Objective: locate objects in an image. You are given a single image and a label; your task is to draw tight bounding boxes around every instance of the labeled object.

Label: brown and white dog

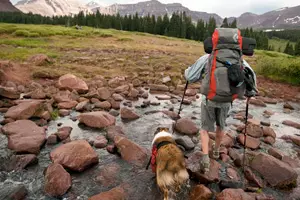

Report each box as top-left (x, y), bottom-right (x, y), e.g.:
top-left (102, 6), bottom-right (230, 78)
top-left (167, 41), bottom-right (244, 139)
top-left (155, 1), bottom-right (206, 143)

top-left (150, 127), bottom-right (189, 200)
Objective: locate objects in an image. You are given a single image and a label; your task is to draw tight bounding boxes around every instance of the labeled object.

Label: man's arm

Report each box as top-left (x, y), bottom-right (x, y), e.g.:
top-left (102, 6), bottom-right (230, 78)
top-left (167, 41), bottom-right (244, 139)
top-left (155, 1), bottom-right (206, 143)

top-left (184, 54), bottom-right (209, 83)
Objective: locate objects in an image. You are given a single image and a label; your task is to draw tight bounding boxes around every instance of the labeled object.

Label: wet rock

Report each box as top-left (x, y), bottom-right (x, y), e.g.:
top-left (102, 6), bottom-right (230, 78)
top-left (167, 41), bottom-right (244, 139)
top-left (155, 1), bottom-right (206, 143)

top-left (50, 140), bottom-right (99, 172)
top-left (264, 136), bottom-right (275, 145)
top-left (28, 54), bottom-right (51, 66)
top-left (78, 111), bottom-right (115, 129)
top-left (141, 92), bottom-right (149, 99)
top-left (112, 93), bottom-right (124, 101)
top-left (283, 109), bottom-right (293, 114)
top-left (263, 110), bottom-right (275, 116)
top-left (244, 124), bottom-right (263, 138)
top-left (0, 86), bottom-right (20, 99)
top-left (114, 85), bottom-right (129, 94)
top-left (56, 127), bottom-right (72, 141)
top-left (183, 98), bottom-right (192, 105)
top-left (255, 194), bottom-right (276, 200)
top-left (150, 100), bottom-right (160, 106)
top-left (268, 148), bottom-right (284, 160)
top-left (2, 120), bottom-right (46, 154)
top-left (289, 136), bottom-right (300, 146)
top-left (58, 101), bottom-right (78, 109)
top-left (175, 118), bottom-right (199, 135)
top-left (7, 154), bottom-right (38, 171)
top-left (106, 144), bottom-right (117, 154)
top-left (186, 89), bottom-right (197, 96)
top-left (108, 77), bottom-right (127, 88)
top-left (262, 127), bottom-right (276, 139)
top-left (114, 136), bottom-right (148, 167)
top-left (258, 97), bottom-right (278, 104)
top-left (47, 134), bottom-right (58, 145)
top-left (260, 120), bottom-right (271, 127)
top-left (161, 110), bottom-right (179, 120)
top-left (97, 87), bottom-right (111, 100)
top-left (221, 134), bottom-right (235, 148)
top-left (219, 180), bottom-right (244, 190)
top-left (90, 98), bottom-right (100, 104)
top-left (5, 100), bottom-right (44, 120)
top-left (216, 189), bottom-right (255, 200)
top-left (186, 151), bottom-right (221, 184)
top-left (44, 163), bottom-right (72, 197)
top-left (59, 109), bottom-right (70, 117)
top-left (109, 109), bottom-right (119, 117)
top-left (57, 74), bottom-right (88, 93)
top-left (250, 153), bottom-right (298, 188)
top-left (162, 76), bottom-right (171, 83)
top-left (120, 107), bottom-right (139, 120)
top-left (189, 184), bottom-right (213, 200)
top-left (95, 101), bottom-right (111, 110)
top-left (237, 134), bottom-right (260, 149)
top-left (0, 184), bottom-right (28, 200)
top-left (282, 120), bottom-right (300, 129)
top-left (128, 87), bottom-right (139, 99)
top-left (149, 84), bottom-right (169, 92)
top-left (0, 118), bottom-right (15, 125)
top-left (244, 167), bottom-right (264, 188)
top-left (94, 136), bottom-right (108, 149)
top-left (228, 148), bottom-right (243, 167)
top-left (54, 90), bottom-right (75, 103)
top-left (108, 98), bottom-right (121, 110)
top-left (62, 137), bottom-right (71, 144)
top-left (106, 126), bottom-right (125, 142)
top-left (219, 147), bottom-right (228, 155)
top-left (283, 102), bottom-right (295, 110)
top-left (75, 100), bottom-right (89, 111)
top-left (175, 136), bottom-right (195, 151)
top-left (155, 94), bottom-right (171, 100)
top-left (227, 167), bottom-right (241, 181)
top-left (248, 119), bottom-right (261, 126)
top-left (249, 99), bottom-right (267, 107)
top-left (89, 184), bottom-right (129, 200)
top-left (96, 163), bottom-right (120, 187)
top-left (132, 79), bottom-right (141, 87)
top-left (282, 156), bottom-right (300, 168)
top-left (221, 154), bottom-right (231, 162)
top-left (0, 107), bottom-right (9, 113)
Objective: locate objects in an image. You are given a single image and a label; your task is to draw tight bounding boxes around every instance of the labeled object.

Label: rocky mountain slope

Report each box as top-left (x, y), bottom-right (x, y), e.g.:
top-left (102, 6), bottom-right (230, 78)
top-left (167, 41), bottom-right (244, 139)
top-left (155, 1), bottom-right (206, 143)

top-left (0, 0), bottom-right (20, 12)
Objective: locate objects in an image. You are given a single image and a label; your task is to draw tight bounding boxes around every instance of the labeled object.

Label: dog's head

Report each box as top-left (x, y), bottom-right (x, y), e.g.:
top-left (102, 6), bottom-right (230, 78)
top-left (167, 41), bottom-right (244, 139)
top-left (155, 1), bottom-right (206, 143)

top-left (152, 127), bottom-right (172, 145)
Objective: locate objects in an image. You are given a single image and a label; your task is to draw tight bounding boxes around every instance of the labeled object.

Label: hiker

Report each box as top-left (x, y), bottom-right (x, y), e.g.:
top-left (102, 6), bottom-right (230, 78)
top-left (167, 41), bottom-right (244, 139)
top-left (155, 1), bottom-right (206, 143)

top-left (184, 28), bottom-right (258, 173)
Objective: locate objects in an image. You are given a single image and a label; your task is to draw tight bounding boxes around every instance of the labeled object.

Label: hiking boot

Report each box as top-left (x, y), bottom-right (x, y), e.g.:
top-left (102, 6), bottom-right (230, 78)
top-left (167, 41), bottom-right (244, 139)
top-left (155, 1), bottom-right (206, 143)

top-left (200, 154), bottom-right (210, 174)
top-left (212, 142), bottom-right (220, 160)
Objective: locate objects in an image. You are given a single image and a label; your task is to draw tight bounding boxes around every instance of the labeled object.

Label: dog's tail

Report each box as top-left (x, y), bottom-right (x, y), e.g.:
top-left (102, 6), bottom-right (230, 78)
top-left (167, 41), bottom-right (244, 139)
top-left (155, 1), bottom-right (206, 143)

top-left (174, 169), bottom-right (189, 185)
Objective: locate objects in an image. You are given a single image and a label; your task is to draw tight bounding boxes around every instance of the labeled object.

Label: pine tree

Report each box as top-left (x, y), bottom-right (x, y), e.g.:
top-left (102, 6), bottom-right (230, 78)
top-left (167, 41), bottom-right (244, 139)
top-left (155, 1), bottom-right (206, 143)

top-left (230, 19), bottom-right (237, 28)
top-left (294, 40), bottom-right (300, 56)
top-left (221, 17), bottom-right (229, 28)
top-left (195, 19), bottom-right (205, 41)
top-left (162, 14), bottom-right (169, 35)
top-left (207, 17), bottom-right (216, 36)
top-left (284, 42), bottom-right (295, 55)
top-left (155, 16), bottom-right (163, 35)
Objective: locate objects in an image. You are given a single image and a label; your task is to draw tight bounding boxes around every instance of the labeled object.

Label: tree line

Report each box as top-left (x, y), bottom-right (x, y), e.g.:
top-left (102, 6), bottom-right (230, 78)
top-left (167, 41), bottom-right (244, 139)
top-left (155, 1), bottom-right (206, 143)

top-left (0, 11), bottom-right (274, 51)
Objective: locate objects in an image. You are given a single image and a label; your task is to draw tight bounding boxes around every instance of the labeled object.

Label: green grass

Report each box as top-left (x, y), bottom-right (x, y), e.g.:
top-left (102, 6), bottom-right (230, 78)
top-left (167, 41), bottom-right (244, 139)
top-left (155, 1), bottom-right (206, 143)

top-left (50, 109), bottom-right (59, 120)
top-left (269, 37), bottom-right (296, 52)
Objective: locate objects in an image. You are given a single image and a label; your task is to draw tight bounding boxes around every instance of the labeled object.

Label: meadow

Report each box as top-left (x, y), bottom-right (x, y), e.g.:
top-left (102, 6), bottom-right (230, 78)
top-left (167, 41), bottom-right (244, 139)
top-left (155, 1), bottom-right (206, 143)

top-left (0, 23), bottom-right (300, 85)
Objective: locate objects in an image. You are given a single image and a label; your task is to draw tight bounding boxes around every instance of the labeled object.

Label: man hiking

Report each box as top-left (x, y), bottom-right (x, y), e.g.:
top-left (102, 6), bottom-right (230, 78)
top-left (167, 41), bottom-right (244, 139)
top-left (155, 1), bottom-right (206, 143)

top-left (184, 28), bottom-right (258, 173)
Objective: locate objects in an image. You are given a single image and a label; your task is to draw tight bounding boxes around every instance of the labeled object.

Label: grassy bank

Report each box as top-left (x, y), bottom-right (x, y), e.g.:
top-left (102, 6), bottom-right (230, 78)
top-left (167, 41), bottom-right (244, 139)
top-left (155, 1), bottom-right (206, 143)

top-left (0, 23), bottom-right (299, 86)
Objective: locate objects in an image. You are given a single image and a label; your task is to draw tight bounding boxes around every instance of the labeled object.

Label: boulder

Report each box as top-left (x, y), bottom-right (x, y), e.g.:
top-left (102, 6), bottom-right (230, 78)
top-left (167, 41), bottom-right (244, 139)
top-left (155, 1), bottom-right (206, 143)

top-left (263, 110), bottom-right (275, 116)
top-left (58, 109), bottom-right (70, 117)
top-left (112, 93), bottom-right (124, 101)
top-left (175, 136), bottom-right (195, 151)
top-left (96, 163), bottom-right (120, 187)
top-left (5, 100), bottom-right (44, 120)
top-left (44, 163), bottom-right (72, 197)
top-left (0, 185), bottom-right (28, 200)
top-left (175, 118), bottom-right (199, 135)
top-left (216, 189), bottom-right (255, 200)
top-left (2, 120), bottom-right (46, 154)
top-left (114, 85), bottom-right (130, 93)
top-left (58, 101), bottom-right (78, 109)
top-left (7, 154), bottom-right (38, 171)
top-left (50, 140), bottom-right (99, 172)
top-left (97, 87), bottom-right (111, 100)
top-left (290, 136), bottom-right (300, 146)
top-left (56, 127), bottom-right (72, 141)
top-left (227, 167), bottom-right (241, 181)
top-left (268, 148), bottom-right (284, 160)
top-left (0, 86), bottom-right (20, 99)
top-left (149, 84), bottom-right (169, 92)
top-left (250, 153), bottom-right (298, 188)
top-left (262, 127), bottom-right (276, 139)
top-left (108, 77), bottom-right (127, 88)
top-left (88, 184), bottom-right (129, 200)
top-left (47, 134), bottom-right (58, 145)
top-left (237, 134), bottom-right (260, 149)
top-left (28, 54), bottom-right (51, 66)
top-left (249, 99), bottom-right (267, 107)
top-left (282, 120), bottom-right (300, 129)
top-left (114, 136), bottom-right (148, 167)
top-left (161, 110), bottom-right (179, 120)
top-left (54, 90), bottom-right (75, 103)
top-left (120, 107), bottom-right (140, 120)
top-left (264, 136), bottom-right (275, 145)
top-left (189, 184), bottom-right (213, 200)
top-left (244, 167), bottom-right (264, 188)
top-left (106, 126), bottom-right (125, 142)
top-left (155, 94), bottom-right (171, 100)
top-left (57, 74), bottom-right (88, 93)
top-left (78, 111), bottom-right (116, 129)
top-left (95, 101), bottom-right (112, 110)
top-left (283, 102), bottom-right (295, 110)
top-left (244, 124), bottom-right (263, 138)
top-left (186, 89), bottom-right (197, 96)
top-left (75, 100), bottom-right (89, 111)
top-left (221, 134), bottom-right (234, 148)
top-left (94, 136), bottom-right (108, 149)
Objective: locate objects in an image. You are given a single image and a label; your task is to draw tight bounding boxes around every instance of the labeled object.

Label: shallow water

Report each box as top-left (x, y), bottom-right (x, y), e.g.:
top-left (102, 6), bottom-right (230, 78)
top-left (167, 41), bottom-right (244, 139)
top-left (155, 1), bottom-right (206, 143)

top-left (0, 92), bottom-right (300, 200)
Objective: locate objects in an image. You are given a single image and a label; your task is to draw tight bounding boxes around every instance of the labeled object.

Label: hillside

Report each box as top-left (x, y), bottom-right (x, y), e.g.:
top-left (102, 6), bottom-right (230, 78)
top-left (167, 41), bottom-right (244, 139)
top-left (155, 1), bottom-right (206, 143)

top-left (0, 0), bottom-right (20, 12)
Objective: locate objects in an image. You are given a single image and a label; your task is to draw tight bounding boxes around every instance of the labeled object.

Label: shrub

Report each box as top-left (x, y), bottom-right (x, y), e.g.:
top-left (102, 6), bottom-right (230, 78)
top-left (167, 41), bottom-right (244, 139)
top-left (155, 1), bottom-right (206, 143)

top-left (28, 32), bottom-right (40, 37)
top-left (13, 30), bottom-right (30, 37)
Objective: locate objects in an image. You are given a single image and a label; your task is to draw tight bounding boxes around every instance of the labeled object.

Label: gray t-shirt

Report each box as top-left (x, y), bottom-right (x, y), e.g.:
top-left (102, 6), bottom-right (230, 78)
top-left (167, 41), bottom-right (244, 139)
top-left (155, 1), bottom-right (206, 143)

top-left (201, 95), bottom-right (231, 108)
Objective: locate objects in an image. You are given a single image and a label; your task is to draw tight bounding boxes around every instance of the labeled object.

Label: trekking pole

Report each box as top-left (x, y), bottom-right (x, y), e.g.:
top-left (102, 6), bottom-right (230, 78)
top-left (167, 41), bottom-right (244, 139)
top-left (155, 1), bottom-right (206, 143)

top-left (242, 97), bottom-right (251, 188)
top-left (172, 81), bottom-right (189, 134)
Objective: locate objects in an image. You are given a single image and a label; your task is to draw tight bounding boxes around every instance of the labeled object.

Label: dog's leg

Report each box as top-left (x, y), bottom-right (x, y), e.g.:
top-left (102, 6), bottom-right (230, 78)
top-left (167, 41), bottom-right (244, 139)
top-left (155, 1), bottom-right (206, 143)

top-left (163, 188), bottom-right (168, 200)
top-left (157, 174), bottom-right (169, 200)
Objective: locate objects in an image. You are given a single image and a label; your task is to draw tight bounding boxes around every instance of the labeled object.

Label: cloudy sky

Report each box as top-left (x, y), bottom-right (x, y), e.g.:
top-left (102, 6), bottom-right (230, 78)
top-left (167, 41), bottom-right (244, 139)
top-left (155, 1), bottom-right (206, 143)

top-left (10, 0), bottom-right (300, 17)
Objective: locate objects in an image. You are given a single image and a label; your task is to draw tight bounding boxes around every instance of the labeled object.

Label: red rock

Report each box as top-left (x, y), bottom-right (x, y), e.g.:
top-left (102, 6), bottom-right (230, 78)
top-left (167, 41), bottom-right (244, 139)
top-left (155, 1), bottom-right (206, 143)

top-left (263, 110), bottom-right (275, 116)
top-left (283, 120), bottom-right (300, 129)
top-left (257, 97), bottom-right (277, 104)
top-left (112, 93), bottom-right (124, 101)
top-left (2, 120), bottom-right (46, 154)
top-left (132, 79), bottom-right (141, 87)
top-left (47, 134), bottom-right (58, 145)
top-left (50, 140), bottom-right (99, 172)
top-left (90, 98), bottom-right (100, 104)
top-left (108, 77), bottom-right (127, 88)
top-left (44, 163), bottom-right (72, 197)
top-left (56, 127), bottom-right (72, 141)
top-left (108, 98), bottom-right (121, 110)
top-left (237, 134), bottom-right (260, 149)
top-left (175, 118), bottom-right (199, 135)
top-left (95, 163), bottom-right (120, 187)
top-left (283, 102), bottom-right (295, 110)
top-left (7, 154), bottom-right (38, 171)
top-left (244, 167), bottom-right (264, 188)
top-left (128, 88), bottom-right (139, 99)
top-left (58, 109), bottom-right (70, 117)
top-left (120, 107), bottom-right (139, 120)
top-left (97, 87), bottom-right (111, 100)
top-left (282, 156), bottom-right (300, 168)
top-left (106, 126), bottom-right (125, 142)
top-left (189, 184), bottom-right (212, 200)
top-left (88, 184), bottom-right (129, 200)
top-left (249, 99), bottom-right (266, 107)
top-left (264, 136), bottom-right (275, 145)
top-left (5, 100), bottom-right (44, 120)
top-left (250, 153), bottom-right (298, 188)
top-left (221, 154), bottom-right (231, 162)
top-left (216, 189), bottom-right (255, 200)
top-left (244, 124), bottom-right (263, 138)
top-left (290, 136), bottom-right (300, 146)
top-left (94, 136), bottom-right (108, 149)
top-left (227, 167), bottom-right (240, 181)
top-left (114, 85), bottom-right (130, 93)
top-left (248, 119), bottom-right (260, 126)
top-left (262, 127), bottom-right (276, 139)
top-left (57, 74), bottom-right (88, 93)
top-left (54, 90), bottom-right (75, 103)
top-left (114, 136), bottom-right (148, 167)
top-left (161, 110), bottom-right (179, 120)
top-left (221, 134), bottom-right (234, 148)
top-left (149, 84), bottom-right (169, 92)
top-left (75, 100), bottom-right (89, 111)
top-left (268, 148), bottom-right (284, 160)
top-left (95, 101), bottom-right (111, 110)
top-left (0, 185), bottom-right (28, 200)
top-left (78, 111), bottom-right (115, 129)
top-left (0, 118), bottom-right (15, 125)
top-left (28, 54), bottom-right (51, 66)
top-left (155, 94), bottom-right (171, 100)
top-left (106, 144), bottom-right (117, 154)
top-left (186, 89), bottom-right (197, 96)
top-left (58, 101), bottom-right (78, 109)
top-left (0, 86), bottom-right (20, 99)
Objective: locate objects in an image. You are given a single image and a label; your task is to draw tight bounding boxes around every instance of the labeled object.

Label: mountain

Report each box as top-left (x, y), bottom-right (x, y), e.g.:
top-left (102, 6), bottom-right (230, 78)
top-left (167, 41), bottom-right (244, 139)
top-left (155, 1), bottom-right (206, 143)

top-left (15, 0), bottom-right (90, 16)
top-left (234, 6), bottom-right (300, 29)
top-left (0, 0), bottom-right (20, 12)
top-left (86, 1), bottom-right (100, 9)
top-left (92, 0), bottom-right (223, 24)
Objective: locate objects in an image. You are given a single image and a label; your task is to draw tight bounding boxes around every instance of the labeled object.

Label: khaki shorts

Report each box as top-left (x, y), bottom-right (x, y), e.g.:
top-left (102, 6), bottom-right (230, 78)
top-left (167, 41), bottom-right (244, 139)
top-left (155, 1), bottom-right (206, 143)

top-left (201, 102), bottom-right (230, 132)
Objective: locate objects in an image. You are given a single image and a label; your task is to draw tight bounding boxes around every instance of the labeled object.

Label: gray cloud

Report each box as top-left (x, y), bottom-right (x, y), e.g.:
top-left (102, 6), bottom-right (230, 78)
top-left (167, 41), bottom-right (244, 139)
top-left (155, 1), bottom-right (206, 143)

top-left (10, 0), bottom-right (300, 17)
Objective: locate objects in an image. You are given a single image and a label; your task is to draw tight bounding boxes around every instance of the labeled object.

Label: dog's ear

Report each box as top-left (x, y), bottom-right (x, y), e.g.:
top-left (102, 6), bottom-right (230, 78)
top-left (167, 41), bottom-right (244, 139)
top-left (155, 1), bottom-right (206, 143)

top-left (154, 127), bottom-right (170, 135)
top-left (154, 127), bottom-right (161, 135)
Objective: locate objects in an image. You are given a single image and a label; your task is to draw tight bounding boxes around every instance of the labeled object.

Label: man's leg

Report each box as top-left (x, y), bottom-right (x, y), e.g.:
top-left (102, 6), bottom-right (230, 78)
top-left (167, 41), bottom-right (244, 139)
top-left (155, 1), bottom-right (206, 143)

top-left (200, 130), bottom-right (209, 155)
